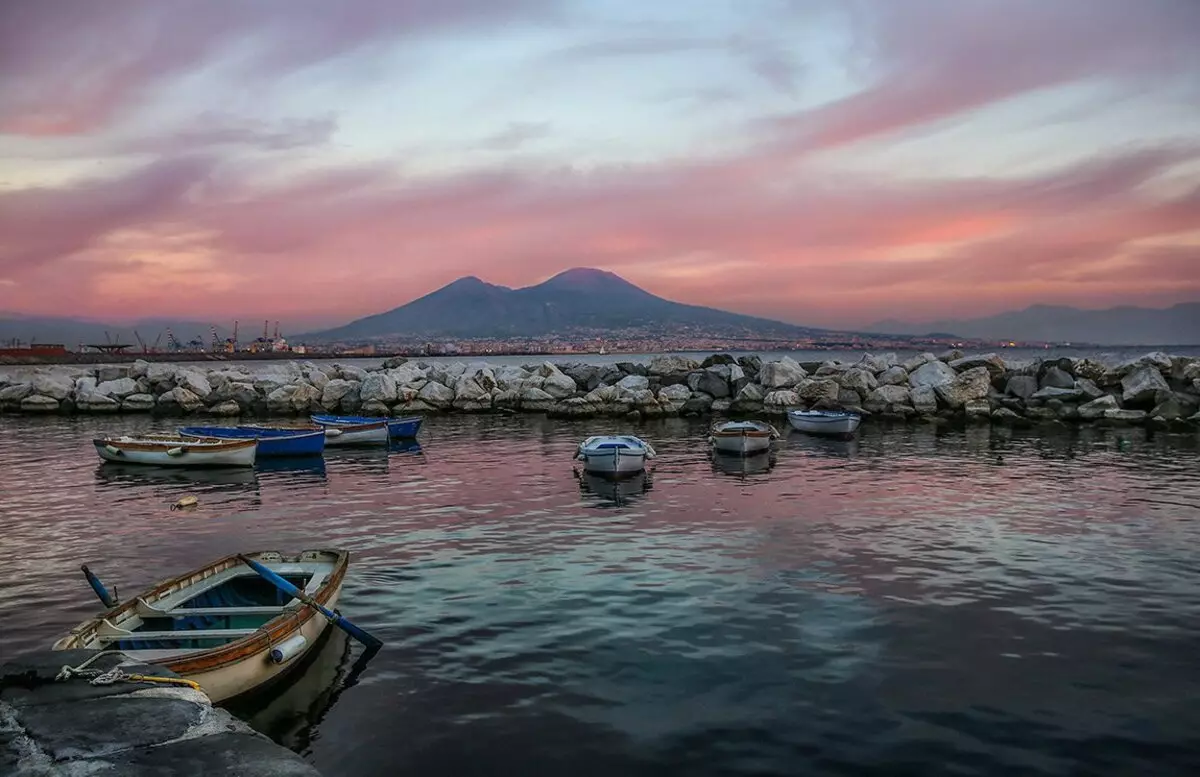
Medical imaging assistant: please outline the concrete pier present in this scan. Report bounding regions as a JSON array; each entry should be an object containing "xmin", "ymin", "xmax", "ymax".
[{"xmin": 1, "ymin": 650, "xmax": 320, "ymax": 776}]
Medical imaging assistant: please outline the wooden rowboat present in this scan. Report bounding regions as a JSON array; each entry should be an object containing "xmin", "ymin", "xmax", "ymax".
[
  {"xmin": 93, "ymin": 434, "xmax": 257, "ymax": 467},
  {"xmin": 53, "ymin": 549, "xmax": 348, "ymax": 703},
  {"xmin": 310, "ymin": 414, "xmax": 422, "ymax": 440},
  {"xmin": 574, "ymin": 435, "xmax": 656, "ymax": 476},
  {"xmin": 177, "ymin": 426, "xmax": 326, "ymax": 458},
  {"xmin": 786, "ymin": 409, "xmax": 862, "ymax": 437},
  {"xmin": 708, "ymin": 420, "xmax": 779, "ymax": 456}
]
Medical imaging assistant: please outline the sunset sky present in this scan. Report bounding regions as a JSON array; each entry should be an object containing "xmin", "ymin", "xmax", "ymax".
[{"xmin": 2, "ymin": 0, "xmax": 1198, "ymax": 331}]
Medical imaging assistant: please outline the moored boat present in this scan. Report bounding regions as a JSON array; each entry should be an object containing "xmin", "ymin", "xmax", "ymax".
[
  {"xmin": 310, "ymin": 414, "xmax": 422, "ymax": 439},
  {"xmin": 53, "ymin": 550, "xmax": 348, "ymax": 704},
  {"xmin": 574, "ymin": 435, "xmax": 656, "ymax": 476},
  {"xmin": 93, "ymin": 434, "xmax": 257, "ymax": 467},
  {"xmin": 708, "ymin": 420, "xmax": 779, "ymax": 456},
  {"xmin": 177, "ymin": 426, "xmax": 326, "ymax": 458},
  {"xmin": 304, "ymin": 418, "xmax": 389, "ymax": 446},
  {"xmin": 786, "ymin": 409, "xmax": 862, "ymax": 437}
]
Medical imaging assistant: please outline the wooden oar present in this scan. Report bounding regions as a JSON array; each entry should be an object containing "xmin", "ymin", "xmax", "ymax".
[{"xmin": 235, "ymin": 554, "xmax": 382, "ymax": 649}]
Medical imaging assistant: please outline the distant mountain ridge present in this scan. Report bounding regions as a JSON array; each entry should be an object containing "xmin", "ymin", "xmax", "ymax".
[
  {"xmin": 870, "ymin": 302, "xmax": 1200, "ymax": 346},
  {"xmin": 302, "ymin": 268, "xmax": 839, "ymax": 341}
]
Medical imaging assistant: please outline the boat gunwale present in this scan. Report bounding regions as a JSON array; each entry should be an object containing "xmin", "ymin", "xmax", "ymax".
[
  {"xmin": 59, "ymin": 549, "xmax": 349, "ymax": 677},
  {"xmin": 92, "ymin": 436, "xmax": 258, "ymax": 453},
  {"xmin": 177, "ymin": 426, "xmax": 326, "ymax": 442}
]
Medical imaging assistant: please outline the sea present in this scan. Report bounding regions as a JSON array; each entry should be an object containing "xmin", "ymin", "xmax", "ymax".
[{"xmin": 1, "ymin": 404, "xmax": 1199, "ymax": 776}]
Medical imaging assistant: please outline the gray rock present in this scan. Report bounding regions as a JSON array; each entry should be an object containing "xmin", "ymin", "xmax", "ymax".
[
  {"xmin": 95, "ymin": 377, "xmax": 139, "ymax": 399},
  {"xmin": 76, "ymin": 392, "xmax": 120, "ymax": 412},
  {"xmin": 1005, "ymin": 375, "xmax": 1039, "ymax": 400},
  {"xmin": 864, "ymin": 384, "xmax": 912, "ymax": 413},
  {"xmin": 796, "ymin": 378, "xmax": 840, "ymax": 403},
  {"xmin": 934, "ymin": 366, "xmax": 992, "ymax": 409},
  {"xmin": 549, "ymin": 397, "xmax": 599, "ymax": 418},
  {"xmin": 877, "ymin": 366, "xmax": 908, "ymax": 386},
  {"xmin": 1105, "ymin": 408, "xmax": 1148, "ymax": 423},
  {"xmin": 320, "ymin": 379, "xmax": 356, "ymax": 410},
  {"xmin": 736, "ymin": 354, "xmax": 762, "ymax": 377},
  {"xmin": 453, "ymin": 377, "xmax": 493, "ymax": 411},
  {"xmin": 649, "ymin": 355, "xmax": 700, "ymax": 376},
  {"xmin": 1078, "ymin": 395, "xmax": 1119, "ymax": 420},
  {"xmin": 701, "ymin": 353, "xmax": 736, "ymax": 367},
  {"xmin": 909, "ymin": 360, "xmax": 957, "ymax": 389},
  {"xmin": 0, "ymin": 382, "xmax": 33, "ymax": 403},
  {"xmin": 129, "ymin": 360, "xmax": 151, "ymax": 379},
  {"xmin": 382, "ymin": 356, "xmax": 408, "ymax": 369},
  {"xmin": 728, "ymin": 363, "xmax": 747, "ymax": 392},
  {"xmin": 902, "ymin": 352, "xmax": 936, "ymax": 372},
  {"xmin": 814, "ymin": 361, "xmax": 848, "ymax": 377},
  {"xmin": 964, "ymin": 399, "xmax": 992, "ymax": 418},
  {"xmin": 1070, "ymin": 358, "xmax": 1108, "ymax": 382},
  {"xmin": 1039, "ymin": 366, "xmax": 1075, "ymax": 389},
  {"xmin": 493, "ymin": 364, "xmax": 533, "ymax": 391},
  {"xmin": 206, "ymin": 400, "xmax": 242, "ymax": 417},
  {"xmin": 121, "ymin": 393, "xmax": 156, "ymax": 412},
  {"xmin": 158, "ymin": 387, "xmax": 203, "ymax": 413},
  {"xmin": 763, "ymin": 390, "xmax": 800, "ymax": 414},
  {"xmin": 680, "ymin": 393, "xmax": 714, "ymax": 416},
  {"xmin": 949, "ymin": 353, "xmax": 1007, "ymax": 376},
  {"xmin": 20, "ymin": 394, "xmax": 59, "ymax": 412},
  {"xmin": 1121, "ymin": 366, "xmax": 1170, "ymax": 407},
  {"xmin": 96, "ymin": 365, "xmax": 131, "ymax": 383},
  {"xmin": 1075, "ymin": 378, "xmax": 1105, "ymax": 401},
  {"xmin": 360, "ymin": 372, "xmax": 398, "ymax": 404},
  {"xmin": 265, "ymin": 386, "xmax": 299, "ymax": 414},
  {"xmin": 657, "ymin": 384, "xmax": 692, "ymax": 414},
  {"xmin": 688, "ymin": 369, "xmax": 729, "ymax": 398},
  {"xmin": 839, "ymin": 368, "xmax": 877, "ymax": 394},
  {"xmin": 541, "ymin": 367, "xmax": 578, "ymax": 399},
  {"xmin": 418, "ymin": 380, "xmax": 455, "ymax": 408},
  {"xmin": 616, "ymin": 374, "xmax": 650, "ymax": 392},
  {"xmin": 991, "ymin": 407, "xmax": 1024, "ymax": 424},
  {"xmin": 759, "ymin": 357, "xmax": 807, "ymax": 389},
  {"xmin": 1115, "ymin": 351, "xmax": 1173, "ymax": 377},
  {"xmin": 175, "ymin": 370, "xmax": 212, "ymax": 398},
  {"xmin": 1182, "ymin": 361, "xmax": 1200, "ymax": 383},
  {"xmin": 289, "ymin": 382, "xmax": 322, "ymax": 413},
  {"xmin": 32, "ymin": 372, "xmax": 73, "ymax": 400},
  {"xmin": 75, "ymin": 375, "xmax": 98, "ymax": 396},
  {"xmin": 339, "ymin": 365, "xmax": 369, "ymax": 382},
  {"xmin": 838, "ymin": 388, "xmax": 862, "ymax": 406},
  {"xmin": 1149, "ymin": 396, "xmax": 1187, "ymax": 421},
  {"xmin": 520, "ymin": 386, "xmax": 557, "ymax": 412},
  {"xmin": 1031, "ymin": 386, "xmax": 1084, "ymax": 401},
  {"xmin": 938, "ymin": 348, "xmax": 964, "ymax": 362},
  {"xmin": 360, "ymin": 399, "xmax": 390, "ymax": 416},
  {"xmin": 306, "ymin": 369, "xmax": 329, "ymax": 390},
  {"xmin": 145, "ymin": 363, "xmax": 177, "ymax": 389}
]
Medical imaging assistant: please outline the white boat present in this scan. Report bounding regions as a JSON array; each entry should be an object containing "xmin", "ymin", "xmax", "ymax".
[
  {"xmin": 708, "ymin": 420, "xmax": 779, "ymax": 456},
  {"xmin": 93, "ymin": 434, "xmax": 257, "ymax": 467},
  {"xmin": 53, "ymin": 550, "xmax": 348, "ymax": 704},
  {"xmin": 574, "ymin": 435, "xmax": 656, "ymax": 476},
  {"xmin": 786, "ymin": 409, "xmax": 862, "ymax": 436},
  {"xmin": 316, "ymin": 420, "xmax": 389, "ymax": 447}
]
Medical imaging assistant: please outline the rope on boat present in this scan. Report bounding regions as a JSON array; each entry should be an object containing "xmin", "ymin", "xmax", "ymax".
[{"xmin": 55, "ymin": 653, "xmax": 201, "ymax": 692}]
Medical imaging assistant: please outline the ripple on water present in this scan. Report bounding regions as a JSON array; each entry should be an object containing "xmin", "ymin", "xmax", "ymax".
[{"xmin": 1, "ymin": 415, "xmax": 1199, "ymax": 776}]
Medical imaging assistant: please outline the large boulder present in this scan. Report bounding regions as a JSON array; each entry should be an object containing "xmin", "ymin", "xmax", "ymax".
[
  {"xmin": 387, "ymin": 362, "xmax": 427, "ymax": 386},
  {"xmin": 763, "ymin": 390, "xmax": 800, "ymax": 414},
  {"xmin": 877, "ymin": 366, "xmax": 908, "ymax": 386},
  {"xmin": 909, "ymin": 360, "xmax": 957, "ymax": 389},
  {"xmin": 360, "ymin": 373, "xmax": 398, "ymax": 405},
  {"xmin": 541, "ymin": 367, "xmax": 578, "ymax": 399},
  {"xmin": 839, "ymin": 368, "xmax": 877, "ymax": 395},
  {"xmin": 657, "ymin": 384, "xmax": 692, "ymax": 414},
  {"xmin": 796, "ymin": 378, "xmax": 840, "ymax": 403},
  {"xmin": 0, "ymin": 382, "xmax": 33, "ymax": 404},
  {"xmin": 730, "ymin": 382, "xmax": 765, "ymax": 413},
  {"xmin": 175, "ymin": 369, "xmax": 212, "ymax": 398},
  {"xmin": 1005, "ymin": 375, "xmax": 1039, "ymax": 400},
  {"xmin": 1121, "ymin": 366, "xmax": 1170, "ymax": 407},
  {"xmin": 1114, "ymin": 352, "xmax": 1173, "ymax": 377},
  {"xmin": 158, "ymin": 387, "xmax": 204, "ymax": 413},
  {"xmin": 206, "ymin": 401, "xmax": 242, "ymax": 417},
  {"xmin": 902, "ymin": 352, "xmax": 936, "ymax": 372},
  {"xmin": 265, "ymin": 386, "xmax": 299, "ymax": 414},
  {"xmin": 649, "ymin": 355, "xmax": 700, "ymax": 376},
  {"xmin": 96, "ymin": 365, "xmax": 130, "ymax": 383},
  {"xmin": 759, "ymin": 357, "xmax": 807, "ymax": 389},
  {"xmin": 1105, "ymin": 408, "xmax": 1148, "ymax": 423},
  {"xmin": 339, "ymin": 365, "xmax": 369, "ymax": 382},
  {"xmin": 616, "ymin": 374, "xmax": 650, "ymax": 392},
  {"xmin": 1070, "ymin": 358, "xmax": 1107, "ymax": 382},
  {"xmin": 1031, "ymin": 386, "xmax": 1083, "ymax": 402},
  {"xmin": 20, "ymin": 394, "xmax": 59, "ymax": 412},
  {"xmin": 31, "ymin": 372, "xmax": 73, "ymax": 401},
  {"xmin": 121, "ymin": 393, "xmax": 156, "ymax": 412},
  {"xmin": 1078, "ymin": 395, "xmax": 1119, "ymax": 420},
  {"xmin": 76, "ymin": 391, "xmax": 120, "ymax": 412},
  {"xmin": 417, "ymin": 380, "xmax": 455, "ymax": 409},
  {"xmin": 680, "ymin": 393, "xmax": 714, "ymax": 416},
  {"xmin": 493, "ymin": 365, "xmax": 531, "ymax": 392},
  {"xmin": 688, "ymin": 369, "xmax": 729, "ymax": 399},
  {"xmin": 129, "ymin": 359, "xmax": 150, "ymax": 379},
  {"xmin": 935, "ymin": 366, "xmax": 992, "ymax": 409},
  {"xmin": 306, "ymin": 369, "xmax": 330, "ymax": 390},
  {"xmin": 453, "ymin": 377, "xmax": 493, "ymax": 411},
  {"xmin": 94, "ymin": 377, "xmax": 139, "ymax": 399},
  {"xmin": 864, "ymin": 385, "xmax": 912, "ymax": 413},
  {"xmin": 910, "ymin": 384, "xmax": 937, "ymax": 414},
  {"xmin": 145, "ymin": 363, "xmax": 177, "ymax": 389},
  {"xmin": 949, "ymin": 353, "xmax": 1006, "ymax": 377},
  {"xmin": 520, "ymin": 386, "xmax": 557, "ymax": 412},
  {"xmin": 289, "ymin": 383, "xmax": 322, "ymax": 412},
  {"xmin": 320, "ymin": 379, "xmax": 357, "ymax": 410},
  {"xmin": 1075, "ymin": 378, "xmax": 1105, "ymax": 401},
  {"xmin": 1039, "ymin": 366, "xmax": 1075, "ymax": 390}
]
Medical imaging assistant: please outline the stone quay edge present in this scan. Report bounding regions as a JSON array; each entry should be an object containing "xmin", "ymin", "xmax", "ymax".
[{"xmin": 0, "ymin": 351, "xmax": 1198, "ymax": 429}]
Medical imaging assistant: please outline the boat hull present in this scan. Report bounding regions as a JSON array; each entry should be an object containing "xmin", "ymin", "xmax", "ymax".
[
  {"xmin": 579, "ymin": 448, "xmax": 648, "ymax": 475},
  {"xmin": 93, "ymin": 437, "xmax": 257, "ymax": 467},
  {"xmin": 322, "ymin": 422, "xmax": 389, "ymax": 446},
  {"xmin": 786, "ymin": 411, "xmax": 862, "ymax": 436},
  {"xmin": 53, "ymin": 549, "xmax": 348, "ymax": 704},
  {"xmin": 710, "ymin": 431, "xmax": 774, "ymax": 455},
  {"xmin": 310, "ymin": 414, "xmax": 422, "ymax": 439},
  {"xmin": 177, "ymin": 426, "xmax": 326, "ymax": 458}
]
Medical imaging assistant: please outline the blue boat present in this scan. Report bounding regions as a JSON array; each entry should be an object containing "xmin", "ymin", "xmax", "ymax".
[
  {"xmin": 309, "ymin": 414, "xmax": 423, "ymax": 439},
  {"xmin": 177, "ymin": 426, "xmax": 327, "ymax": 458}
]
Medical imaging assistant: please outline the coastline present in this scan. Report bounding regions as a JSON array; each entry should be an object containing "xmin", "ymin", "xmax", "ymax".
[{"xmin": 1, "ymin": 350, "xmax": 1197, "ymax": 428}]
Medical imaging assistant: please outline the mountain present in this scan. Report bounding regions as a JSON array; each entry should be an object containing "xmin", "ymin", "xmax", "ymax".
[
  {"xmin": 869, "ymin": 303, "xmax": 1200, "ymax": 346},
  {"xmin": 302, "ymin": 268, "xmax": 835, "ymax": 342},
  {"xmin": 0, "ymin": 315, "xmax": 234, "ymax": 349}
]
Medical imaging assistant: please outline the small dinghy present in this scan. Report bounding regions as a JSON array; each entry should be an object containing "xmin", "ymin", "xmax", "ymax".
[
  {"xmin": 93, "ymin": 434, "xmax": 257, "ymax": 467},
  {"xmin": 54, "ymin": 550, "xmax": 349, "ymax": 703},
  {"xmin": 708, "ymin": 420, "xmax": 779, "ymax": 456},
  {"xmin": 304, "ymin": 418, "xmax": 389, "ymax": 447},
  {"xmin": 786, "ymin": 409, "xmax": 862, "ymax": 437},
  {"xmin": 310, "ymin": 414, "xmax": 422, "ymax": 440},
  {"xmin": 177, "ymin": 426, "xmax": 326, "ymax": 458},
  {"xmin": 574, "ymin": 435, "xmax": 656, "ymax": 476}
]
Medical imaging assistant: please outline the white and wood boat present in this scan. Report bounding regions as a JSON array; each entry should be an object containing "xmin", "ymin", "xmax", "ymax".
[
  {"xmin": 708, "ymin": 420, "xmax": 779, "ymax": 456},
  {"xmin": 786, "ymin": 409, "xmax": 862, "ymax": 436},
  {"xmin": 314, "ymin": 420, "xmax": 389, "ymax": 447},
  {"xmin": 574, "ymin": 435, "xmax": 656, "ymax": 476},
  {"xmin": 53, "ymin": 549, "xmax": 348, "ymax": 703},
  {"xmin": 93, "ymin": 434, "xmax": 257, "ymax": 467}
]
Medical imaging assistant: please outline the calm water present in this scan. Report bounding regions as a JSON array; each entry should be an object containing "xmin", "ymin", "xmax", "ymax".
[{"xmin": 2, "ymin": 415, "xmax": 1199, "ymax": 776}]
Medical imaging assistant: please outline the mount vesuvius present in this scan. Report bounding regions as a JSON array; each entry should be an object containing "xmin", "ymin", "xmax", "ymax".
[{"xmin": 302, "ymin": 268, "xmax": 837, "ymax": 342}]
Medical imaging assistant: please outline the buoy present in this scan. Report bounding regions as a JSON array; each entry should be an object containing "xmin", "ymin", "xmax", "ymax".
[
  {"xmin": 166, "ymin": 446, "xmax": 185, "ymax": 456},
  {"xmin": 324, "ymin": 428, "xmax": 344, "ymax": 437},
  {"xmin": 104, "ymin": 445, "xmax": 123, "ymax": 456},
  {"xmin": 171, "ymin": 495, "xmax": 199, "ymax": 511},
  {"xmin": 269, "ymin": 634, "xmax": 308, "ymax": 664}
]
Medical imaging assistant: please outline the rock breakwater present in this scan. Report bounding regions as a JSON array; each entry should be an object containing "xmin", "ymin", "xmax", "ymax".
[{"xmin": 1, "ymin": 351, "xmax": 1198, "ymax": 428}]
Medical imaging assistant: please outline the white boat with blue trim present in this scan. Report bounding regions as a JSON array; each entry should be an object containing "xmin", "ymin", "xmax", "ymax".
[
  {"xmin": 786, "ymin": 409, "xmax": 862, "ymax": 436},
  {"xmin": 708, "ymin": 420, "xmax": 779, "ymax": 455},
  {"xmin": 574, "ymin": 435, "xmax": 656, "ymax": 476}
]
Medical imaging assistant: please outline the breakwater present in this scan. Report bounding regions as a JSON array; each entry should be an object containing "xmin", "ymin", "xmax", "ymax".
[{"xmin": 1, "ymin": 351, "xmax": 1197, "ymax": 427}]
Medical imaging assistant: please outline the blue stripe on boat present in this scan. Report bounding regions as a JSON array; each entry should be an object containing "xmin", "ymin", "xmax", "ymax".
[
  {"xmin": 309, "ymin": 414, "xmax": 423, "ymax": 439},
  {"xmin": 177, "ymin": 426, "xmax": 326, "ymax": 457}
]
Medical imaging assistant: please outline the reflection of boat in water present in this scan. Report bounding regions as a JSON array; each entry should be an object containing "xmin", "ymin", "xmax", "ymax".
[
  {"xmin": 226, "ymin": 627, "xmax": 359, "ymax": 753},
  {"xmin": 785, "ymin": 431, "xmax": 860, "ymax": 458},
  {"xmin": 389, "ymin": 438, "xmax": 423, "ymax": 456},
  {"xmin": 94, "ymin": 462, "xmax": 260, "ymax": 487},
  {"xmin": 255, "ymin": 456, "xmax": 329, "ymax": 482},
  {"xmin": 711, "ymin": 450, "xmax": 776, "ymax": 478},
  {"xmin": 578, "ymin": 469, "xmax": 653, "ymax": 506}
]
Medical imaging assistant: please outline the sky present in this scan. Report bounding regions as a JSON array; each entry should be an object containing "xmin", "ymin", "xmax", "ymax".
[{"xmin": 1, "ymin": 0, "xmax": 1199, "ymax": 332}]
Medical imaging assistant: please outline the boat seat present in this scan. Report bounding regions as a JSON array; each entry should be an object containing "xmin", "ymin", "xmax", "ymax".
[
  {"xmin": 95, "ymin": 628, "xmax": 259, "ymax": 644},
  {"xmin": 135, "ymin": 602, "xmax": 293, "ymax": 618}
]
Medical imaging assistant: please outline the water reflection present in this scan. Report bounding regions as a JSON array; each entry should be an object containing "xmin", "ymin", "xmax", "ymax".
[
  {"xmin": 710, "ymin": 450, "xmax": 776, "ymax": 478},
  {"xmin": 93, "ymin": 462, "xmax": 261, "ymax": 488},
  {"xmin": 256, "ymin": 457, "xmax": 329, "ymax": 482},
  {"xmin": 784, "ymin": 430, "xmax": 860, "ymax": 458},
  {"xmin": 577, "ymin": 469, "xmax": 653, "ymax": 507}
]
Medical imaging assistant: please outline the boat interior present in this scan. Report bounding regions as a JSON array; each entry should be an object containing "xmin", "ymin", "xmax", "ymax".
[{"xmin": 72, "ymin": 557, "xmax": 335, "ymax": 658}]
